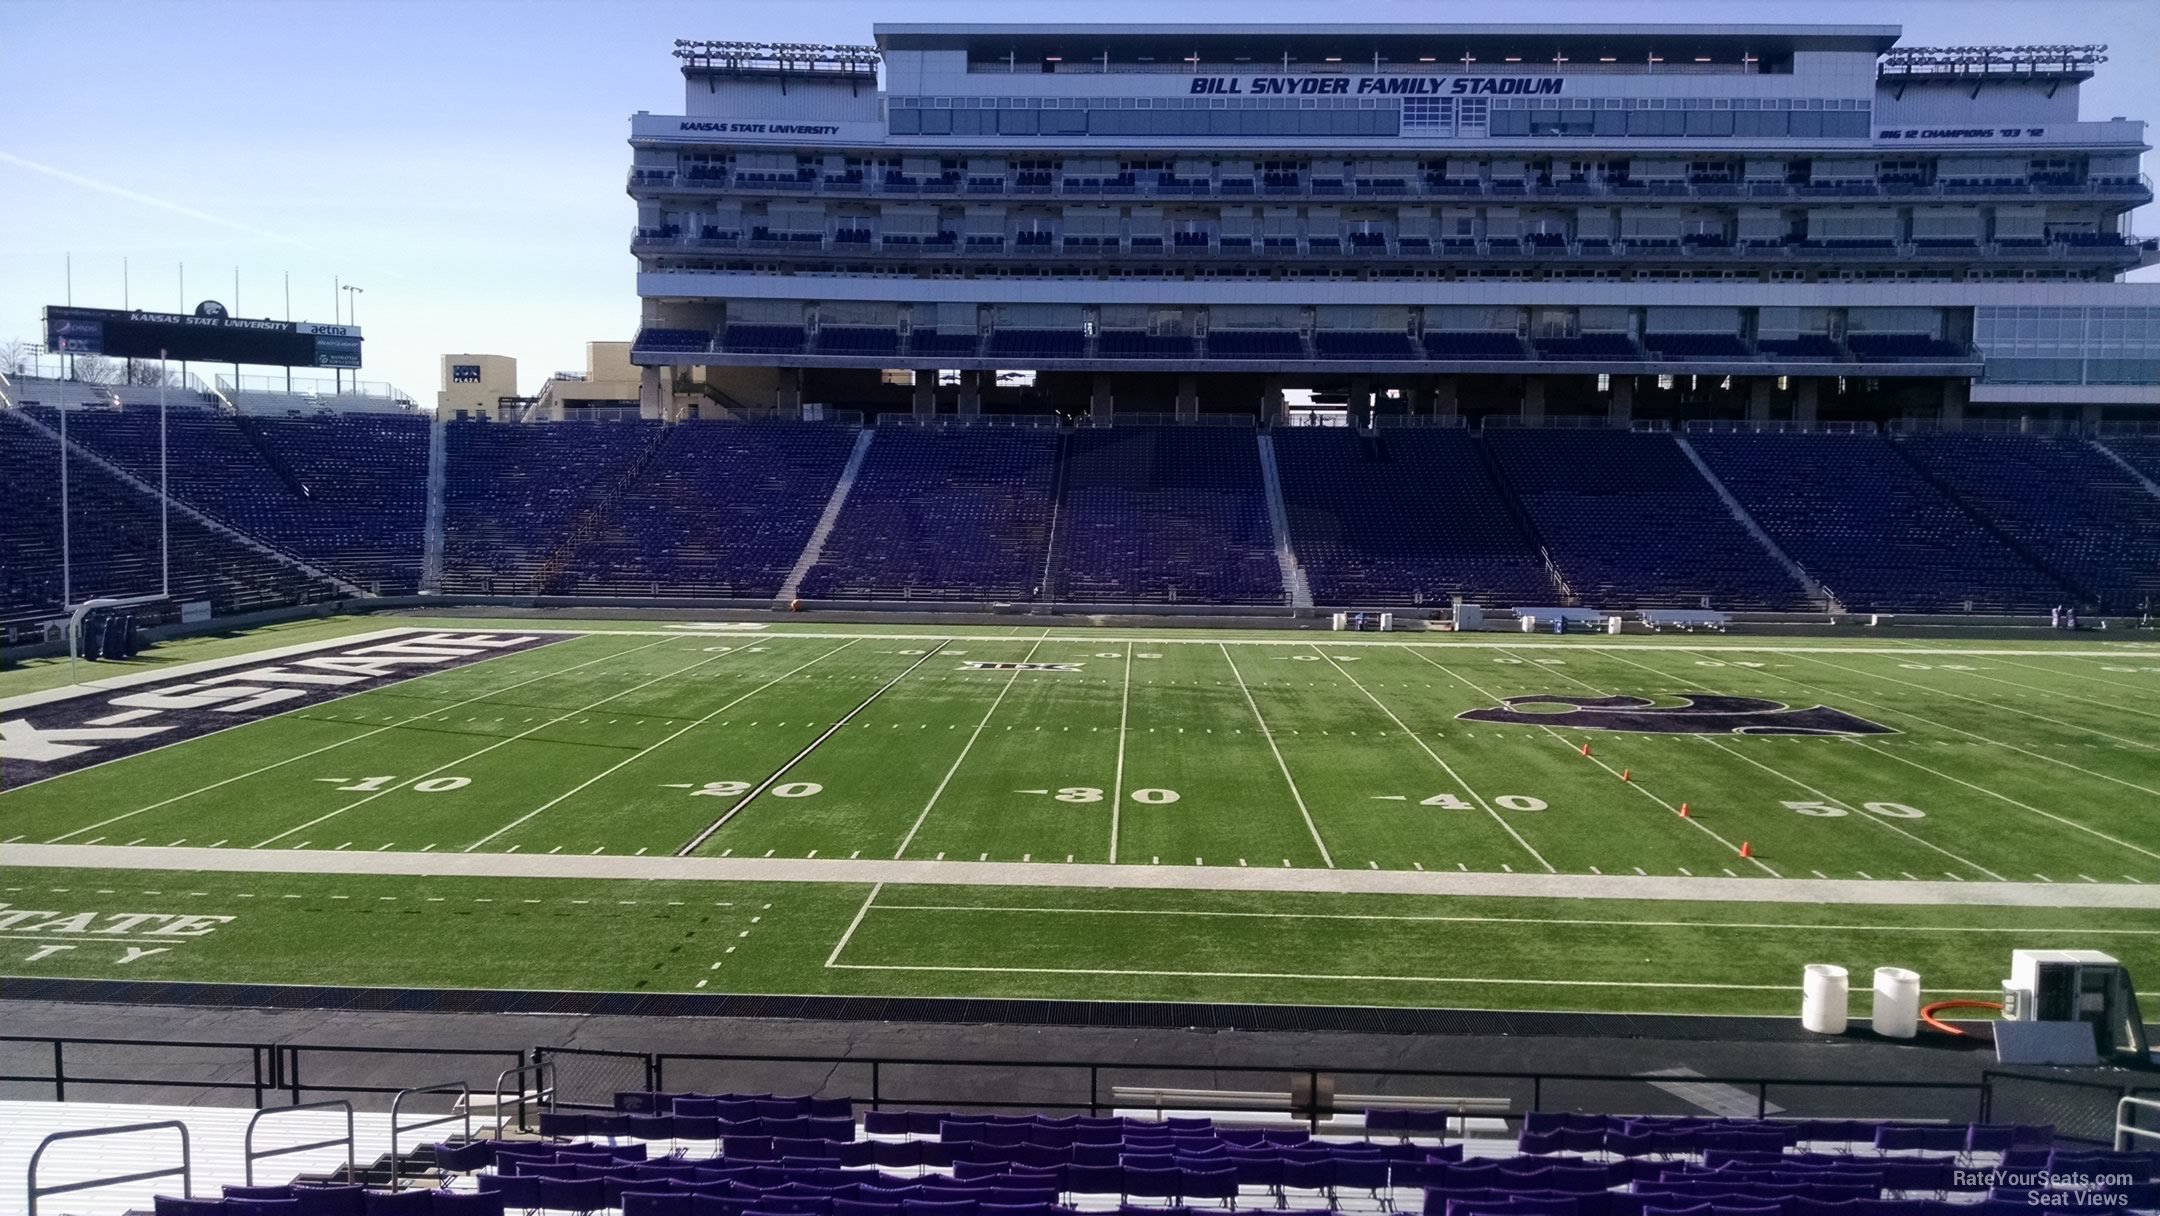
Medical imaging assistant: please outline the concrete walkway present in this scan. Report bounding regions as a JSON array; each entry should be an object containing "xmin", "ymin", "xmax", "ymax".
[{"xmin": 8, "ymin": 843, "xmax": 2155, "ymax": 909}]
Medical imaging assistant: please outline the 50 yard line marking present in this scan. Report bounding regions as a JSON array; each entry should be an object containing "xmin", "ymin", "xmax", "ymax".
[
  {"xmin": 39, "ymin": 635, "xmax": 676, "ymax": 845},
  {"xmin": 1314, "ymin": 644, "xmax": 1551, "ymax": 873},
  {"xmin": 1220, "ymin": 643, "xmax": 1334, "ymax": 868},
  {"xmin": 1109, "ymin": 641, "xmax": 1133, "ymax": 865},
  {"xmin": 677, "ymin": 642, "xmax": 951, "ymax": 856},
  {"xmin": 464, "ymin": 640, "xmax": 858, "ymax": 852},
  {"xmin": 894, "ymin": 634, "xmax": 1050, "ymax": 859}
]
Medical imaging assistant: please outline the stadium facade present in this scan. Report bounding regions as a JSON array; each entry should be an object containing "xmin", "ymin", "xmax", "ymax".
[{"xmin": 623, "ymin": 23, "xmax": 2158, "ymax": 425}]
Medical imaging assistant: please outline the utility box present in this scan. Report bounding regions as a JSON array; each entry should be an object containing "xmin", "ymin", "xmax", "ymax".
[{"xmin": 2002, "ymin": 949, "xmax": 2148, "ymax": 1063}]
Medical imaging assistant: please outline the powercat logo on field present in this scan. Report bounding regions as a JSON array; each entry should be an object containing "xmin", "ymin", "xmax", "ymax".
[
  {"xmin": 1457, "ymin": 693, "xmax": 1896, "ymax": 737},
  {"xmin": 0, "ymin": 630, "xmax": 559, "ymax": 789}
]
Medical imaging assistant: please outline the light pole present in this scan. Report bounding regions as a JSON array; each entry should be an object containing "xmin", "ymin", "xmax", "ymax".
[{"xmin": 341, "ymin": 285, "xmax": 364, "ymax": 396}]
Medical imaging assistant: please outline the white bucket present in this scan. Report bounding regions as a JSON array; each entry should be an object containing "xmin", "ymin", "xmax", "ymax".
[
  {"xmin": 1872, "ymin": 966, "xmax": 1922, "ymax": 1039},
  {"xmin": 1801, "ymin": 963, "xmax": 1850, "ymax": 1033}
]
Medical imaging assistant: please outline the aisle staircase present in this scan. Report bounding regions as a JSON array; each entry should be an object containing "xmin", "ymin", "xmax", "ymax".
[{"xmin": 776, "ymin": 428, "xmax": 875, "ymax": 603}]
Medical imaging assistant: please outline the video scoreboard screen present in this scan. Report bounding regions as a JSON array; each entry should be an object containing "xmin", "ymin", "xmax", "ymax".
[{"xmin": 43, "ymin": 304, "xmax": 363, "ymax": 369}]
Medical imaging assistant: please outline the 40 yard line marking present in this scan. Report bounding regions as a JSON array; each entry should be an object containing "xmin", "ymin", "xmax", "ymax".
[
  {"xmin": 1110, "ymin": 641, "xmax": 1133, "ymax": 865},
  {"xmin": 677, "ymin": 642, "xmax": 951, "ymax": 856},
  {"xmin": 463, "ymin": 640, "xmax": 858, "ymax": 852},
  {"xmin": 1220, "ymin": 643, "xmax": 1334, "ymax": 868},
  {"xmin": 1315, "ymin": 644, "xmax": 1551, "ymax": 873},
  {"xmin": 894, "ymin": 634, "xmax": 1050, "ymax": 859},
  {"xmin": 39, "ymin": 634, "xmax": 678, "ymax": 846}
]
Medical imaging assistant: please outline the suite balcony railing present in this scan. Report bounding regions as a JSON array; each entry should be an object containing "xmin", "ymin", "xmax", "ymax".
[{"xmin": 629, "ymin": 167, "xmax": 2154, "ymax": 206}]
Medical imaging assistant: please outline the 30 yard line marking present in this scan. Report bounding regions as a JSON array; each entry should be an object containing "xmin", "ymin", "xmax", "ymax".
[
  {"xmin": 1110, "ymin": 641, "xmax": 1133, "ymax": 865},
  {"xmin": 825, "ymin": 882, "xmax": 884, "ymax": 967},
  {"xmin": 894, "ymin": 634, "xmax": 1050, "ymax": 859},
  {"xmin": 1319, "ymin": 645, "xmax": 1551, "ymax": 873},
  {"xmin": 463, "ymin": 640, "xmax": 858, "ymax": 852},
  {"xmin": 1219, "ymin": 643, "xmax": 1334, "ymax": 868},
  {"xmin": 38, "ymin": 634, "xmax": 677, "ymax": 845},
  {"xmin": 249, "ymin": 639, "xmax": 734, "ymax": 850},
  {"xmin": 677, "ymin": 642, "xmax": 951, "ymax": 856}
]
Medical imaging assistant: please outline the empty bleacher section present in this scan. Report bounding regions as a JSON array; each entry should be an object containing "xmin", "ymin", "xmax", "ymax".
[
  {"xmin": 1313, "ymin": 331, "xmax": 1418, "ymax": 360},
  {"xmin": 798, "ymin": 429, "xmax": 1057, "ymax": 601},
  {"xmin": 1486, "ymin": 431, "xmax": 1810, "ymax": 610},
  {"xmin": 1055, "ymin": 428, "xmax": 1283, "ymax": 604},
  {"xmin": 1895, "ymin": 432, "xmax": 2160, "ymax": 611},
  {"xmin": 2100, "ymin": 435, "xmax": 2160, "ymax": 485},
  {"xmin": 440, "ymin": 421, "xmax": 659, "ymax": 595},
  {"xmin": 0, "ymin": 410, "xmax": 340, "ymax": 627},
  {"xmin": 1422, "ymin": 332, "xmax": 1528, "ymax": 360},
  {"xmin": 556, "ymin": 423, "xmax": 859, "ymax": 598},
  {"xmin": 1689, "ymin": 433, "xmax": 2067, "ymax": 613},
  {"xmin": 36, "ymin": 407, "xmax": 429, "ymax": 594},
  {"xmin": 1273, "ymin": 429, "xmax": 1551, "ymax": 607},
  {"xmin": 1096, "ymin": 331, "xmax": 1196, "ymax": 359},
  {"xmin": 1206, "ymin": 330, "xmax": 1306, "ymax": 360}
]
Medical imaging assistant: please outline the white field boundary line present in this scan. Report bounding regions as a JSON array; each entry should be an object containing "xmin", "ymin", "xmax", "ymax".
[
  {"xmin": 1311, "ymin": 644, "xmax": 1552, "ymax": 873},
  {"xmin": 37, "ymin": 635, "xmax": 669, "ymax": 844},
  {"xmin": 863, "ymin": 901, "xmax": 2160, "ymax": 934},
  {"xmin": 1524, "ymin": 647, "xmax": 1999, "ymax": 882},
  {"xmin": 1416, "ymin": 647, "xmax": 1777, "ymax": 877},
  {"xmin": 251, "ymin": 639, "xmax": 729, "ymax": 849},
  {"xmin": 894, "ymin": 634, "xmax": 1050, "ymax": 859},
  {"xmin": 823, "ymin": 959, "xmax": 1999, "ymax": 995},
  {"xmin": 0, "ymin": 626, "xmax": 426, "ymax": 712},
  {"xmin": 1219, "ymin": 643, "xmax": 1334, "ymax": 868},
  {"xmin": 1110, "ymin": 641, "xmax": 1133, "ymax": 864},
  {"xmin": 1855, "ymin": 652, "xmax": 2160, "ymax": 726},
  {"xmin": 342, "ymin": 626, "xmax": 2160, "ymax": 657},
  {"xmin": 676, "ymin": 641, "xmax": 952, "ymax": 856},
  {"xmin": 1750, "ymin": 651, "xmax": 2160, "ymax": 799},
  {"xmin": 10, "ymin": 843, "xmax": 2158, "ymax": 907},
  {"xmin": 825, "ymin": 882, "xmax": 884, "ymax": 967},
  {"xmin": 1979, "ymin": 652, "xmax": 2160, "ymax": 700},
  {"xmin": 1789, "ymin": 652, "xmax": 2160, "ymax": 749},
  {"xmin": 464, "ymin": 640, "xmax": 860, "ymax": 852},
  {"xmin": 1613, "ymin": 647, "xmax": 2160, "ymax": 867}
]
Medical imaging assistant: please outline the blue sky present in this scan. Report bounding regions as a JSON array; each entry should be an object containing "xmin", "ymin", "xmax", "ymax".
[{"xmin": 3, "ymin": 0, "xmax": 2153, "ymax": 401}]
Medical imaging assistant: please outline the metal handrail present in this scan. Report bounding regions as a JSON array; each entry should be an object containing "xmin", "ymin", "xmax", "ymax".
[
  {"xmin": 2117, "ymin": 1096, "xmax": 2160, "ymax": 1151},
  {"xmin": 27, "ymin": 1120, "xmax": 191, "ymax": 1216},
  {"xmin": 245, "ymin": 1100, "xmax": 356, "ymax": 1185},
  {"xmin": 493, "ymin": 1059, "xmax": 557, "ymax": 1137},
  {"xmin": 388, "ymin": 1082, "xmax": 471, "ymax": 1191}
]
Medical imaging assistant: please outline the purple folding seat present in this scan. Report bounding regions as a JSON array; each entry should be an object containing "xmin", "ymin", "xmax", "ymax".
[
  {"xmin": 1076, "ymin": 1145, "xmax": 1122, "ymax": 1167},
  {"xmin": 1708, "ymin": 1205, "xmax": 1782, "ymax": 1216},
  {"xmin": 979, "ymin": 1205, "xmax": 1058, "ymax": 1216},
  {"xmin": 1875, "ymin": 1128, "xmax": 1962, "ymax": 1154},
  {"xmin": 1642, "ymin": 1206, "xmax": 1713, "ymax": 1216},
  {"xmin": 626, "ymin": 1195, "xmax": 697, "ymax": 1216},
  {"xmin": 1281, "ymin": 1158, "xmax": 1335, "ymax": 1207},
  {"xmin": 901, "ymin": 1200, "xmax": 977, "ymax": 1216},
  {"xmin": 1067, "ymin": 1165, "xmax": 1127, "ymax": 1200},
  {"xmin": 226, "ymin": 1199, "xmax": 301, "ymax": 1216},
  {"xmin": 834, "ymin": 1202, "xmax": 900, "ymax": 1216},
  {"xmin": 227, "ymin": 1188, "xmax": 295, "ymax": 1201},
  {"xmin": 1180, "ymin": 1167, "xmax": 1239, "ymax": 1209},
  {"xmin": 1125, "ymin": 1166, "xmax": 1182, "ymax": 1206}
]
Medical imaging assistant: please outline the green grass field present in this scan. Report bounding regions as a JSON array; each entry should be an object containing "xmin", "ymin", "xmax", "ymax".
[{"xmin": 4, "ymin": 617, "xmax": 2157, "ymax": 1016}]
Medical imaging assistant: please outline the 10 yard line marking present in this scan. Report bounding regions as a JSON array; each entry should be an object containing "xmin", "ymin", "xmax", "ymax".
[
  {"xmin": 463, "ymin": 640, "xmax": 858, "ymax": 852},
  {"xmin": 1220, "ymin": 643, "xmax": 1334, "ymax": 869},
  {"xmin": 249, "ymin": 639, "xmax": 739, "ymax": 849},
  {"xmin": 825, "ymin": 882, "xmax": 884, "ymax": 967},
  {"xmin": 895, "ymin": 634, "xmax": 1050, "ymax": 859},
  {"xmin": 40, "ymin": 635, "xmax": 677, "ymax": 845},
  {"xmin": 1317, "ymin": 645, "xmax": 1552, "ymax": 873},
  {"xmin": 1109, "ymin": 641, "xmax": 1133, "ymax": 865},
  {"xmin": 677, "ymin": 642, "xmax": 951, "ymax": 856}
]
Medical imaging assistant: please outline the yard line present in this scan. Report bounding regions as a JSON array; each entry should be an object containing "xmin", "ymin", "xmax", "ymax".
[
  {"xmin": 676, "ymin": 642, "xmax": 951, "ymax": 856},
  {"xmin": 38, "ymin": 635, "xmax": 678, "ymax": 844},
  {"xmin": 463, "ymin": 641, "xmax": 859, "ymax": 852},
  {"xmin": 1218, "ymin": 644, "xmax": 1334, "ymax": 868},
  {"xmin": 1564, "ymin": 649, "xmax": 2000, "ymax": 880},
  {"xmin": 1840, "ymin": 738, "xmax": 2160, "ymax": 865},
  {"xmin": 826, "ymin": 960, "xmax": 1993, "ymax": 994},
  {"xmin": 1312, "ymin": 645, "xmax": 1550, "ymax": 872},
  {"xmin": 1792, "ymin": 652, "xmax": 2160, "ymax": 746},
  {"xmin": 1428, "ymin": 647, "xmax": 1775, "ymax": 876},
  {"xmin": 1982, "ymin": 652, "xmax": 2160, "ymax": 700},
  {"xmin": 250, "ymin": 641, "xmax": 732, "ymax": 849},
  {"xmin": 865, "ymin": 902, "xmax": 2160, "ymax": 934},
  {"xmin": 825, "ymin": 882, "xmax": 884, "ymax": 967},
  {"xmin": 894, "ymin": 634, "xmax": 1050, "ymax": 859},
  {"xmin": 1110, "ymin": 641, "xmax": 1133, "ymax": 864}
]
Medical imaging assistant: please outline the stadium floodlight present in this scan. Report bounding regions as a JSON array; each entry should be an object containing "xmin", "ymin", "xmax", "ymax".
[
  {"xmin": 672, "ymin": 39, "xmax": 881, "ymax": 74},
  {"xmin": 1879, "ymin": 44, "xmax": 2107, "ymax": 77}
]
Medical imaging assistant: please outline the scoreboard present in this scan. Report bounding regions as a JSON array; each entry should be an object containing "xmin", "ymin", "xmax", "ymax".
[{"xmin": 43, "ymin": 304, "xmax": 363, "ymax": 369}]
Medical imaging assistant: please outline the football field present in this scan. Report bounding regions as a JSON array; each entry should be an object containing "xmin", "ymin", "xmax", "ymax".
[{"xmin": 3, "ymin": 617, "xmax": 2157, "ymax": 1016}]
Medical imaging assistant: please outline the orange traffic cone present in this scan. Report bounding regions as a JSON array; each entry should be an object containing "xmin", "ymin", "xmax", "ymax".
[
  {"xmin": 1621, "ymin": 768, "xmax": 1632, "ymax": 782},
  {"xmin": 1739, "ymin": 841, "xmax": 1753, "ymax": 858},
  {"xmin": 1580, "ymin": 743, "xmax": 1592, "ymax": 756},
  {"xmin": 1677, "ymin": 802, "xmax": 1690, "ymax": 817}
]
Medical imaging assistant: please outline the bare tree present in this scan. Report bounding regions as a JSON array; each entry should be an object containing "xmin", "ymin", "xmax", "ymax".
[
  {"xmin": 123, "ymin": 360, "xmax": 180, "ymax": 387},
  {"xmin": 0, "ymin": 338, "xmax": 35, "ymax": 376},
  {"xmin": 71, "ymin": 354, "xmax": 121, "ymax": 385}
]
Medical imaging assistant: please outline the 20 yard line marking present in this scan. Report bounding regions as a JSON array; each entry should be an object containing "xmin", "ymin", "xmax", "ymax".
[
  {"xmin": 40, "ymin": 634, "xmax": 678, "ymax": 845},
  {"xmin": 895, "ymin": 634, "xmax": 1050, "ymax": 859},
  {"xmin": 825, "ymin": 882, "xmax": 884, "ymax": 967},
  {"xmin": 677, "ymin": 642, "xmax": 951, "ymax": 856},
  {"xmin": 464, "ymin": 640, "xmax": 859, "ymax": 852},
  {"xmin": 1320, "ymin": 645, "xmax": 1552, "ymax": 873},
  {"xmin": 250, "ymin": 639, "xmax": 734, "ymax": 849},
  {"xmin": 1110, "ymin": 641, "xmax": 1133, "ymax": 864},
  {"xmin": 1219, "ymin": 643, "xmax": 1334, "ymax": 869}
]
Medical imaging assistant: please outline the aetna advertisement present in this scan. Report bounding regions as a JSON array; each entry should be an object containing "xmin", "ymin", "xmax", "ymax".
[{"xmin": 0, "ymin": 630, "xmax": 560, "ymax": 789}]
